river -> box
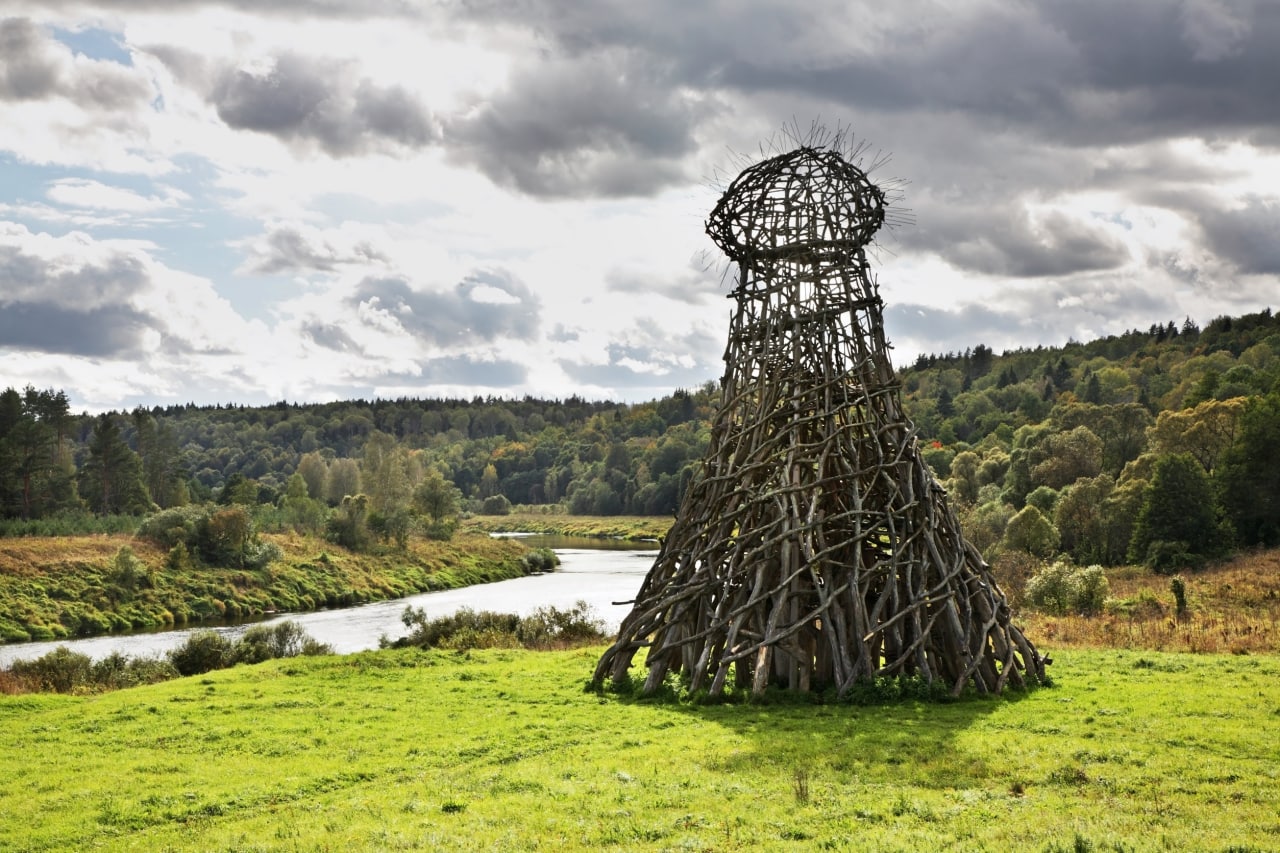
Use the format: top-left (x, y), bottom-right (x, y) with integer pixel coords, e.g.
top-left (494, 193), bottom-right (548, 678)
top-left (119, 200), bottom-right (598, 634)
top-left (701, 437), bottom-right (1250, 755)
top-left (0, 535), bottom-right (658, 667)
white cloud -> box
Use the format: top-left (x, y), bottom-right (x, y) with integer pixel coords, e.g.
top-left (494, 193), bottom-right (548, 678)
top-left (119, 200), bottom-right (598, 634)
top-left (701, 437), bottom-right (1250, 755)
top-left (46, 177), bottom-right (187, 211)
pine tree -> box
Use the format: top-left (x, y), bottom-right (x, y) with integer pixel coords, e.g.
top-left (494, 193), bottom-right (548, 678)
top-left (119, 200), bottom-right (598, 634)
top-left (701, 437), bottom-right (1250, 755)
top-left (1128, 453), bottom-right (1228, 571)
top-left (79, 414), bottom-right (150, 515)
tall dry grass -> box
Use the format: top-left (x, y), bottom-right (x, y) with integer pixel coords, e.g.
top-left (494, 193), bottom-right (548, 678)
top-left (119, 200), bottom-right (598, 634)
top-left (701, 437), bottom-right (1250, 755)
top-left (1016, 548), bottom-right (1280, 654)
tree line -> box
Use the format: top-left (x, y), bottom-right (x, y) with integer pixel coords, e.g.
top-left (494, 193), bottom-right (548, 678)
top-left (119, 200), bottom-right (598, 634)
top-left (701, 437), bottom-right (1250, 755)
top-left (1, 308), bottom-right (1277, 569)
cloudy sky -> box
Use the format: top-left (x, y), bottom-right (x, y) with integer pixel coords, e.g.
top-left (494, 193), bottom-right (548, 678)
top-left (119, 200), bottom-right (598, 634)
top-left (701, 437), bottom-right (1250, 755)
top-left (1, 1), bottom-right (1277, 412)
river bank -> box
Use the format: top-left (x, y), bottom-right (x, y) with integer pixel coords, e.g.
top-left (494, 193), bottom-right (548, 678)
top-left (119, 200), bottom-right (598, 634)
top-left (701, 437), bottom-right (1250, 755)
top-left (0, 532), bottom-right (532, 645)
top-left (0, 542), bottom-right (658, 667)
top-left (459, 512), bottom-right (671, 541)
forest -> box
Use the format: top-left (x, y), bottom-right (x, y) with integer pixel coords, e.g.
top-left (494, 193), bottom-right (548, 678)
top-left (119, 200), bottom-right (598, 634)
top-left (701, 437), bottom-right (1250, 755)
top-left (1, 308), bottom-right (1278, 574)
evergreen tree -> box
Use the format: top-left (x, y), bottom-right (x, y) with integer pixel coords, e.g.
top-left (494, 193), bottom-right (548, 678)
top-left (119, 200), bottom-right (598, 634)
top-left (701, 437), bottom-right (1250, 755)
top-left (936, 387), bottom-right (955, 417)
top-left (1128, 453), bottom-right (1229, 571)
top-left (79, 414), bottom-right (150, 515)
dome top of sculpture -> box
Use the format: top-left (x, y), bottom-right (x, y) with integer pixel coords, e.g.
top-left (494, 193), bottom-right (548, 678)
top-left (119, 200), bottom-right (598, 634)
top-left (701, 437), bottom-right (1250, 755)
top-left (706, 146), bottom-right (886, 263)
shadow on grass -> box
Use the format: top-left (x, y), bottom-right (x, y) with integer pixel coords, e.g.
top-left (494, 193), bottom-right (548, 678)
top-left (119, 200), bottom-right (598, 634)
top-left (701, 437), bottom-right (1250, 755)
top-left (589, 670), bottom-right (1047, 791)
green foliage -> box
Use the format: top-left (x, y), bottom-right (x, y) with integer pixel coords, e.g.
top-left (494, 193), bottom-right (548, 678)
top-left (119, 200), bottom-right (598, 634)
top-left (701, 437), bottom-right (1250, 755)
top-left (167, 630), bottom-right (233, 676)
top-left (169, 621), bottom-right (330, 676)
top-left (1214, 392), bottom-right (1280, 547)
top-left (1002, 505), bottom-right (1060, 558)
top-left (388, 601), bottom-right (605, 651)
top-left (137, 505), bottom-right (207, 549)
top-left (1026, 561), bottom-right (1109, 615)
top-left (480, 494), bottom-right (512, 515)
top-left (227, 621), bottom-right (332, 665)
top-left (78, 414), bottom-right (151, 516)
top-left (1170, 575), bottom-right (1188, 617)
top-left (326, 493), bottom-right (372, 551)
top-left (518, 547), bottom-right (560, 574)
top-left (7, 646), bottom-right (179, 694)
top-left (412, 468), bottom-right (461, 534)
top-left (9, 646), bottom-right (92, 692)
top-left (137, 504), bottom-right (279, 569)
top-left (1129, 454), bottom-right (1231, 571)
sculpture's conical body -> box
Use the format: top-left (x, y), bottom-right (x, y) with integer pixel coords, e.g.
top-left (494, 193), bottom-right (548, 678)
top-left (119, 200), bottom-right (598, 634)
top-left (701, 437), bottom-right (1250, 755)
top-left (594, 146), bottom-right (1045, 697)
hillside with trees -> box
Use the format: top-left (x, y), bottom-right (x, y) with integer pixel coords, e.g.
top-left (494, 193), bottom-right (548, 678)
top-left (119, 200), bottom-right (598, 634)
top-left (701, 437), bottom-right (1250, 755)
top-left (1, 308), bottom-right (1278, 578)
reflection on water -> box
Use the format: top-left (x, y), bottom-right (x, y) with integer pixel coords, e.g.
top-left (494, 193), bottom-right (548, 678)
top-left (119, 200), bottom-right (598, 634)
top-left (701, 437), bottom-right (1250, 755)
top-left (0, 542), bottom-right (659, 666)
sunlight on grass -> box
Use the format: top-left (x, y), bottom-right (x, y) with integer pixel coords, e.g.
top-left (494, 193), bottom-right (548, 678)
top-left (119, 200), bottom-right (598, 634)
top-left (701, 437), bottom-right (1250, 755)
top-left (2, 646), bottom-right (1279, 851)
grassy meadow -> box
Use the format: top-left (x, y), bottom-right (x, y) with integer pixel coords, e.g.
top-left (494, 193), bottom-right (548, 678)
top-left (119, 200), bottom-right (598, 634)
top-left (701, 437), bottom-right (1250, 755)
top-left (2, 646), bottom-right (1279, 852)
top-left (459, 513), bottom-right (671, 541)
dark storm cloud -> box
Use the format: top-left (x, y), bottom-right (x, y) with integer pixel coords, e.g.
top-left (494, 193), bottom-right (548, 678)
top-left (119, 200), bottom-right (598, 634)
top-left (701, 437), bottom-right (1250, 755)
top-left (1197, 198), bottom-right (1280, 275)
top-left (209, 53), bottom-right (438, 155)
top-left (708, 1), bottom-right (1280, 148)
top-left (350, 270), bottom-right (540, 345)
top-left (0, 241), bottom-right (155, 356)
top-left (302, 321), bottom-right (361, 353)
top-left (0, 240), bottom-right (149, 307)
top-left (243, 223), bottom-right (388, 274)
top-left (883, 277), bottom-right (1173, 359)
top-left (1132, 188), bottom-right (1280, 278)
top-left (897, 204), bottom-right (1130, 278)
top-left (0, 302), bottom-right (152, 357)
top-left (0, 18), bottom-right (61, 99)
top-left (146, 48), bottom-right (438, 156)
top-left (0, 17), bottom-right (150, 109)
top-left (445, 48), bottom-right (708, 198)
top-left (415, 356), bottom-right (529, 387)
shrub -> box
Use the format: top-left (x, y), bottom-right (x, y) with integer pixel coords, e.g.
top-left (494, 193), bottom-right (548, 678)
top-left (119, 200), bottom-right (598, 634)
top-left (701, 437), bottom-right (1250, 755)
top-left (1170, 575), bottom-right (1188, 617)
top-left (168, 630), bottom-right (233, 676)
top-left (390, 602), bottom-right (606, 651)
top-left (480, 494), bottom-right (512, 515)
top-left (9, 646), bottom-right (93, 693)
top-left (422, 519), bottom-right (457, 541)
top-left (1026, 561), bottom-right (1110, 616)
top-left (228, 621), bottom-right (331, 664)
top-left (516, 601), bottom-right (606, 649)
top-left (137, 505), bottom-right (207, 549)
top-left (89, 653), bottom-right (179, 690)
top-left (519, 547), bottom-right (560, 575)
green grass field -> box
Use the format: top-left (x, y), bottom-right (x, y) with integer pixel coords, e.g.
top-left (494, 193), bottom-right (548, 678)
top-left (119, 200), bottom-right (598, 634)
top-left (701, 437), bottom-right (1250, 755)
top-left (3, 646), bottom-right (1278, 851)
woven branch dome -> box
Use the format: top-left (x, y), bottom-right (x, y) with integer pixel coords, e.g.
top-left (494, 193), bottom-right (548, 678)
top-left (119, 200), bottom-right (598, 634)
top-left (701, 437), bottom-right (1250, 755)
top-left (706, 146), bottom-right (887, 265)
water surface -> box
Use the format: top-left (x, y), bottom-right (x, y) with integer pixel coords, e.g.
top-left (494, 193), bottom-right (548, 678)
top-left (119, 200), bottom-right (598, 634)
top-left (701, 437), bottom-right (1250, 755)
top-left (0, 539), bottom-right (657, 666)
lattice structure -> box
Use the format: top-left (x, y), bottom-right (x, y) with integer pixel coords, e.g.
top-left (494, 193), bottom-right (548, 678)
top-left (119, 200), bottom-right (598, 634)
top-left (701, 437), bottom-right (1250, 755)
top-left (594, 143), bottom-right (1045, 698)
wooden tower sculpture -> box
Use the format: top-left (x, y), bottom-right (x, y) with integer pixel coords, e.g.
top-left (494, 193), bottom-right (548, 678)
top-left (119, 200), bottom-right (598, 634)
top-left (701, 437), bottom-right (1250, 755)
top-left (594, 140), bottom-right (1045, 699)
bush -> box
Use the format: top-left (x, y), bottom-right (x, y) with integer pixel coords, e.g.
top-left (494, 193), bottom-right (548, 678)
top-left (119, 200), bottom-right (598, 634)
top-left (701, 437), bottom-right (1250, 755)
top-left (1026, 561), bottom-right (1109, 616)
top-left (480, 494), bottom-right (512, 515)
top-left (139, 503), bottom-right (279, 569)
top-left (228, 621), bottom-right (332, 664)
top-left (389, 602), bottom-right (606, 651)
top-left (516, 601), bottom-right (606, 649)
top-left (137, 505), bottom-right (207, 549)
top-left (9, 646), bottom-right (93, 693)
top-left (168, 630), bottom-right (233, 676)
top-left (519, 547), bottom-right (560, 575)
top-left (89, 653), bottom-right (179, 690)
